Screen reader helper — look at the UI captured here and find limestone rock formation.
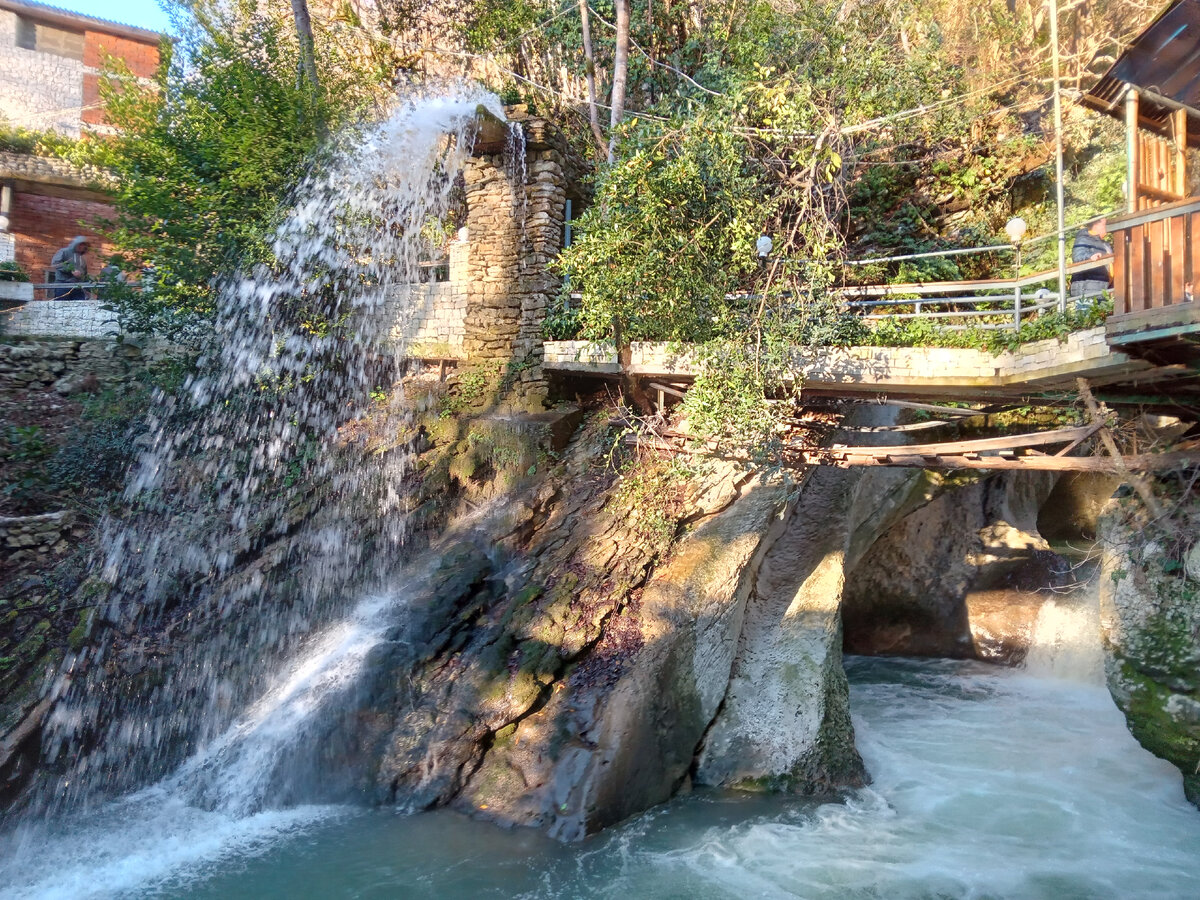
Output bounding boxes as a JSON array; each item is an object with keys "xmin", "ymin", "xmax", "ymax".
[
  {"xmin": 695, "ymin": 466, "xmax": 866, "ymax": 793},
  {"xmin": 1099, "ymin": 494, "xmax": 1200, "ymax": 806},
  {"xmin": 842, "ymin": 470, "xmax": 1065, "ymax": 663}
]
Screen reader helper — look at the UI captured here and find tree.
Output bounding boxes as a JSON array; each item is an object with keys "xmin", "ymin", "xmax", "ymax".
[
  {"xmin": 578, "ymin": 0, "xmax": 605, "ymax": 152},
  {"xmin": 79, "ymin": 0, "xmax": 391, "ymax": 342},
  {"xmin": 607, "ymin": 0, "xmax": 630, "ymax": 163},
  {"xmin": 291, "ymin": 0, "xmax": 321, "ymax": 101}
]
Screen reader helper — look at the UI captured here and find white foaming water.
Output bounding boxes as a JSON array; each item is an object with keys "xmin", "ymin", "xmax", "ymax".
[
  {"xmin": 0, "ymin": 792, "xmax": 343, "ymax": 900},
  {"xmin": 1023, "ymin": 587, "xmax": 1106, "ymax": 684},
  {"xmin": 0, "ymin": 582, "xmax": 404, "ymax": 898},
  {"xmin": 170, "ymin": 590, "xmax": 398, "ymax": 815}
]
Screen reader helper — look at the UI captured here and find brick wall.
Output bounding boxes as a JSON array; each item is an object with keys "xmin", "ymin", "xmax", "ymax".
[
  {"xmin": 82, "ymin": 29, "xmax": 160, "ymax": 127},
  {"xmin": 0, "ymin": 9, "xmax": 160, "ymax": 134},
  {"xmin": 10, "ymin": 190, "xmax": 113, "ymax": 279}
]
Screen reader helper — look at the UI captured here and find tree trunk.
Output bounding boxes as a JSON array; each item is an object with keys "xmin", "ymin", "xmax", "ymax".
[
  {"xmin": 608, "ymin": 0, "xmax": 630, "ymax": 163},
  {"xmin": 291, "ymin": 0, "xmax": 320, "ymax": 99},
  {"xmin": 579, "ymin": 0, "xmax": 607, "ymax": 153}
]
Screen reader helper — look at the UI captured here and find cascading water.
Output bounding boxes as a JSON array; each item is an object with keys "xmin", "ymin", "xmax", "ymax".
[
  {"xmin": 13, "ymin": 88, "xmax": 506, "ymax": 819},
  {"xmin": 7, "ymin": 560, "xmax": 1200, "ymax": 899}
]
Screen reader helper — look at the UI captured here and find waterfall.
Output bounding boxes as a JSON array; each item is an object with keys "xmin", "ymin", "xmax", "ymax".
[
  {"xmin": 1023, "ymin": 580, "xmax": 1106, "ymax": 684},
  {"xmin": 20, "ymin": 88, "xmax": 507, "ymax": 818}
]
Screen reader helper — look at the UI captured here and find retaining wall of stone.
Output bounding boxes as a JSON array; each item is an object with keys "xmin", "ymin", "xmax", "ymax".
[
  {"xmin": 2, "ymin": 298, "xmax": 118, "ymax": 339},
  {"xmin": 0, "ymin": 337, "xmax": 156, "ymax": 393},
  {"xmin": 0, "ymin": 511, "xmax": 77, "ymax": 569}
]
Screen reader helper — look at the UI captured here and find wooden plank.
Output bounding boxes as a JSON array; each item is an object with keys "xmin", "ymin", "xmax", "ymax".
[
  {"xmin": 648, "ymin": 381, "xmax": 686, "ymax": 399},
  {"xmin": 825, "ymin": 424, "xmax": 1098, "ymax": 459},
  {"xmin": 1130, "ymin": 222, "xmax": 1146, "ymax": 312},
  {"xmin": 870, "ymin": 399, "xmax": 987, "ymax": 417},
  {"xmin": 1113, "ymin": 226, "xmax": 1129, "ymax": 315},
  {"xmin": 1191, "ymin": 211, "xmax": 1200, "ymax": 297},
  {"xmin": 1169, "ymin": 212, "xmax": 1186, "ymax": 305},
  {"xmin": 811, "ymin": 451, "xmax": 1200, "ymax": 473},
  {"xmin": 1149, "ymin": 218, "xmax": 1166, "ymax": 309}
]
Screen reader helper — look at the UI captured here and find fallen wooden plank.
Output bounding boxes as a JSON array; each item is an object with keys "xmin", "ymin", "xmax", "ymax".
[
  {"xmin": 824, "ymin": 424, "xmax": 1097, "ymax": 458},
  {"xmin": 872, "ymin": 399, "xmax": 987, "ymax": 417},
  {"xmin": 802, "ymin": 450, "xmax": 1200, "ymax": 472},
  {"xmin": 648, "ymin": 381, "xmax": 687, "ymax": 399}
]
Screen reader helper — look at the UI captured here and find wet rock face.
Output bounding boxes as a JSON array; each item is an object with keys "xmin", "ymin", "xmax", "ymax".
[
  {"xmin": 694, "ymin": 465, "xmax": 866, "ymax": 794},
  {"xmin": 841, "ymin": 471, "xmax": 1066, "ymax": 663},
  {"xmin": 362, "ymin": 412, "xmax": 872, "ymax": 839},
  {"xmin": 1099, "ymin": 497, "xmax": 1200, "ymax": 807}
]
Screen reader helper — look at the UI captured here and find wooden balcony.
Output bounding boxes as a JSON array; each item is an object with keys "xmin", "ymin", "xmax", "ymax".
[{"xmin": 1107, "ymin": 195, "xmax": 1200, "ymax": 360}]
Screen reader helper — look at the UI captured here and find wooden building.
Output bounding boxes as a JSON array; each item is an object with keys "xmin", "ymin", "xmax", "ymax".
[{"xmin": 1082, "ymin": 0, "xmax": 1200, "ymax": 361}]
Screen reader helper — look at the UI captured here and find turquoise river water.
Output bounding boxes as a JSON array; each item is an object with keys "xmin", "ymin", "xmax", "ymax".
[{"xmin": 4, "ymin": 648, "xmax": 1200, "ymax": 899}]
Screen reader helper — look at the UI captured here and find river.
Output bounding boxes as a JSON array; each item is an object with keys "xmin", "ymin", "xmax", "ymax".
[{"xmin": 5, "ymin": 637, "xmax": 1199, "ymax": 898}]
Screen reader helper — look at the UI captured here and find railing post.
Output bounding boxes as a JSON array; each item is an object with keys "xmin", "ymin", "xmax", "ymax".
[{"xmin": 1014, "ymin": 283, "xmax": 1022, "ymax": 330}]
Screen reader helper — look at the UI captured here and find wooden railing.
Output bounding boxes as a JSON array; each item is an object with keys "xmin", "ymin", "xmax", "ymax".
[{"xmin": 1109, "ymin": 196, "xmax": 1200, "ymax": 317}]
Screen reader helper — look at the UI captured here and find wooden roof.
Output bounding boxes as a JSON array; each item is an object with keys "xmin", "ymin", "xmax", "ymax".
[{"xmin": 1082, "ymin": 0, "xmax": 1200, "ymax": 142}]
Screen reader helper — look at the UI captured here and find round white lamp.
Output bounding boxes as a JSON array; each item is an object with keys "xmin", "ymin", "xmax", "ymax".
[{"xmin": 1005, "ymin": 217, "xmax": 1028, "ymax": 245}]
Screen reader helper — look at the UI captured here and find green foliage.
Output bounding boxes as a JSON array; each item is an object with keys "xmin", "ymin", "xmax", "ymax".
[
  {"xmin": 541, "ymin": 292, "xmax": 582, "ymax": 341},
  {"xmin": 611, "ymin": 452, "xmax": 692, "ymax": 560},
  {"xmin": 865, "ymin": 298, "xmax": 1113, "ymax": 354},
  {"xmin": 74, "ymin": 2, "xmax": 391, "ymax": 344},
  {"xmin": 0, "ymin": 122, "xmax": 76, "ymax": 158},
  {"xmin": 0, "ymin": 261, "xmax": 30, "ymax": 283}
]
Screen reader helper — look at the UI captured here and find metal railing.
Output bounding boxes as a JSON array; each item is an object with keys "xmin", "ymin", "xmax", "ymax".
[
  {"xmin": 840, "ymin": 256, "xmax": 1114, "ymax": 330},
  {"xmin": 24, "ymin": 282, "xmax": 109, "ymax": 301}
]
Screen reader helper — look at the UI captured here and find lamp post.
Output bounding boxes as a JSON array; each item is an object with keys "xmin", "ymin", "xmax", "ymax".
[
  {"xmin": 1048, "ymin": 0, "xmax": 1067, "ymax": 312},
  {"xmin": 1006, "ymin": 216, "xmax": 1028, "ymax": 330}
]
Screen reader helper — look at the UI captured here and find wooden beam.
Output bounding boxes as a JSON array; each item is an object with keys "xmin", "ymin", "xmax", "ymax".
[
  {"xmin": 1128, "ymin": 87, "xmax": 1140, "ymax": 214},
  {"xmin": 870, "ymin": 399, "xmax": 987, "ymax": 417},
  {"xmin": 799, "ymin": 450, "xmax": 1200, "ymax": 473},
  {"xmin": 648, "ymin": 381, "xmax": 687, "ymax": 398},
  {"xmin": 1077, "ymin": 378, "xmax": 1164, "ymax": 516},
  {"xmin": 825, "ymin": 424, "xmax": 1097, "ymax": 459}
]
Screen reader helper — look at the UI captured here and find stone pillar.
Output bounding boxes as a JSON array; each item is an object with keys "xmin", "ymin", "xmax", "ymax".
[{"xmin": 462, "ymin": 119, "xmax": 570, "ymax": 393}]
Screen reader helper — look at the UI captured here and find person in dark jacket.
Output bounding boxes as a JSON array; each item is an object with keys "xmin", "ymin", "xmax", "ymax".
[
  {"xmin": 1069, "ymin": 218, "xmax": 1110, "ymax": 305},
  {"xmin": 50, "ymin": 236, "xmax": 90, "ymax": 300}
]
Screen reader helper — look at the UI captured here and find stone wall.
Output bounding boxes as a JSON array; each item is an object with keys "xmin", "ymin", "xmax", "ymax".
[
  {"xmin": 0, "ymin": 336, "xmax": 154, "ymax": 392},
  {"xmin": 1, "ymin": 510, "xmax": 78, "ymax": 569},
  {"xmin": 384, "ymin": 281, "xmax": 468, "ymax": 358},
  {"xmin": 463, "ymin": 119, "xmax": 575, "ymax": 391},
  {"xmin": 2, "ymin": 298, "xmax": 118, "ymax": 338},
  {"xmin": 0, "ymin": 11, "xmax": 83, "ymax": 136}
]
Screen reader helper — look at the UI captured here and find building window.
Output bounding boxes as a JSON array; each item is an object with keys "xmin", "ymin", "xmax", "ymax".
[{"xmin": 14, "ymin": 16, "xmax": 84, "ymax": 60}]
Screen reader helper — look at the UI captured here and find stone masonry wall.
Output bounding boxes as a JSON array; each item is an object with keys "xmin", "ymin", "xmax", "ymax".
[
  {"xmin": 384, "ymin": 281, "xmax": 468, "ymax": 358},
  {"xmin": 0, "ymin": 337, "xmax": 155, "ymax": 393},
  {"xmin": 1, "ymin": 510, "xmax": 80, "ymax": 570},
  {"xmin": 2, "ymin": 298, "xmax": 118, "ymax": 338},
  {"xmin": 463, "ymin": 119, "xmax": 570, "ymax": 390},
  {"xmin": 0, "ymin": 11, "xmax": 83, "ymax": 136}
]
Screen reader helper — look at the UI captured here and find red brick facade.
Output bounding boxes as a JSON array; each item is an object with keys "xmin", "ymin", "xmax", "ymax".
[
  {"xmin": 0, "ymin": 2, "xmax": 161, "ymax": 279},
  {"xmin": 11, "ymin": 191, "xmax": 113, "ymax": 280},
  {"xmin": 82, "ymin": 29, "xmax": 160, "ymax": 127}
]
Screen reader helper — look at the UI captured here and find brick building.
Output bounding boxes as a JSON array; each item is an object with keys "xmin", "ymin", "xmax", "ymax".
[{"xmin": 0, "ymin": 0, "xmax": 162, "ymax": 278}]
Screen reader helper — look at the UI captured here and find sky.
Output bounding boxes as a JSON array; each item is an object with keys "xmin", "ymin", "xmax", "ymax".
[{"xmin": 38, "ymin": 0, "xmax": 176, "ymax": 36}]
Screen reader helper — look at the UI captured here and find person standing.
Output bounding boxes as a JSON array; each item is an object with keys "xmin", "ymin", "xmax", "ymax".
[
  {"xmin": 1069, "ymin": 218, "xmax": 1110, "ymax": 306},
  {"xmin": 50, "ymin": 236, "xmax": 90, "ymax": 300}
]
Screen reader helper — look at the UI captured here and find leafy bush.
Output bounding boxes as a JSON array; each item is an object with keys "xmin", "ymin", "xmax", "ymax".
[
  {"xmin": 0, "ymin": 260, "xmax": 30, "ymax": 282},
  {"xmin": 73, "ymin": 2, "xmax": 395, "ymax": 344}
]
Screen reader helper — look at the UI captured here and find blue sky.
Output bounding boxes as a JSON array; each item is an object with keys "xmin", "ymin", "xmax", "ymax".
[{"xmin": 42, "ymin": 0, "xmax": 176, "ymax": 36}]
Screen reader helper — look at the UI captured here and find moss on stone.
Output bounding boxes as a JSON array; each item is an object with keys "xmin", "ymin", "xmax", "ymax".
[
  {"xmin": 1119, "ymin": 661, "xmax": 1200, "ymax": 778},
  {"xmin": 67, "ymin": 606, "xmax": 94, "ymax": 651}
]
